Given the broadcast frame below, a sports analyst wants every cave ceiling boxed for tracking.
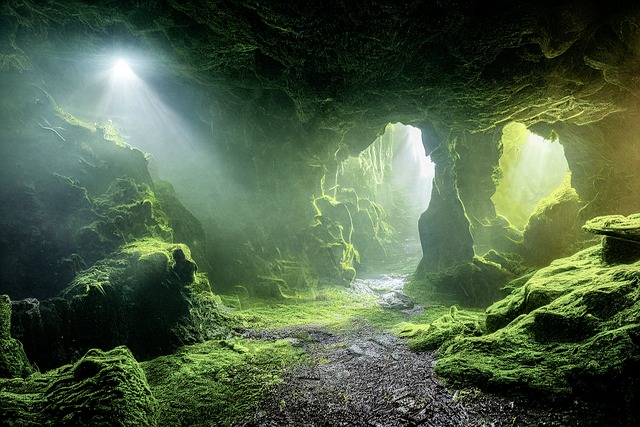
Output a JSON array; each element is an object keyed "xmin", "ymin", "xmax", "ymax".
[{"xmin": 2, "ymin": 0, "xmax": 640, "ymax": 151}]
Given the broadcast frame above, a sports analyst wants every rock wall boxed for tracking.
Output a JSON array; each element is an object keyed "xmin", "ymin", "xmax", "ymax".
[
  {"xmin": 0, "ymin": 75, "xmax": 215, "ymax": 370},
  {"xmin": 2, "ymin": 0, "xmax": 640, "ymax": 303}
]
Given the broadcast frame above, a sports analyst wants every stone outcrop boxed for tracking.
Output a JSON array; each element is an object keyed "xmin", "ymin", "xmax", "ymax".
[
  {"xmin": 584, "ymin": 213, "xmax": 640, "ymax": 264},
  {"xmin": 10, "ymin": 239, "xmax": 204, "ymax": 371},
  {"xmin": 0, "ymin": 346, "xmax": 158, "ymax": 426},
  {"xmin": 0, "ymin": 294, "xmax": 32, "ymax": 378}
]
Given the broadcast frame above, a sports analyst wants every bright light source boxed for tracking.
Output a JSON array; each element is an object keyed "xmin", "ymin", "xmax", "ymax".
[
  {"xmin": 491, "ymin": 122, "xmax": 570, "ymax": 229},
  {"xmin": 112, "ymin": 58, "xmax": 135, "ymax": 80}
]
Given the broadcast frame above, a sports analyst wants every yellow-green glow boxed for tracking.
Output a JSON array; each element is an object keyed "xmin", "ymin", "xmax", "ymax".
[{"xmin": 491, "ymin": 122, "xmax": 570, "ymax": 229}]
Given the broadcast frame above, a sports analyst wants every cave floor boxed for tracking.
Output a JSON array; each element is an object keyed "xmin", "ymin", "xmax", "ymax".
[{"xmin": 231, "ymin": 294, "xmax": 582, "ymax": 427}]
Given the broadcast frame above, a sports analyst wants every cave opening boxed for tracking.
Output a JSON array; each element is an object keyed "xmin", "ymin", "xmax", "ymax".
[
  {"xmin": 2, "ymin": 2, "xmax": 640, "ymax": 425},
  {"xmin": 340, "ymin": 123, "xmax": 435, "ymax": 276},
  {"xmin": 491, "ymin": 122, "xmax": 571, "ymax": 230}
]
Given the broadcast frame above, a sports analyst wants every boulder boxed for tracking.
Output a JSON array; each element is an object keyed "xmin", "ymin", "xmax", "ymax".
[
  {"xmin": 10, "ymin": 239, "xmax": 206, "ymax": 371},
  {"xmin": 429, "ymin": 245, "xmax": 640, "ymax": 424},
  {"xmin": 583, "ymin": 213, "xmax": 640, "ymax": 264},
  {"xmin": 0, "ymin": 346, "xmax": 158, "ymax": 427}
]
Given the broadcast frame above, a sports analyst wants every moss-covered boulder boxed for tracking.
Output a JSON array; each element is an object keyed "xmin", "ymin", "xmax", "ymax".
[
  {"xmin": 407, "ymin": 255, "xmax": 514, "ymax": 307},
  {"xmin": 583, "ymin": 213, "xmax": 640, "ymax": 264},
  {"xmin": 426, "ymin": 245, "xmax": 640, "ymax": 424},
  {"xmin": 0, "ymin": 295, "xmax": 32, "ymax": 378},
  {"xmin": 141, "ymin": 338, "xmax": 303, "ymax": 426},
  {"xmin": 11, "ymin": 239, "xmax": 209, "ymax": 370},
  {"xmin": 0, "ymin": 346, "xmax": 157, "ymax": 426},
  {"xmin": 519, "ymin": 176, "xmax": 586, "ymax": 267}
]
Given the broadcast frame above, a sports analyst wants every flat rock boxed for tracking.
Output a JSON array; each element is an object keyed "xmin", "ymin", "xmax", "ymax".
[
  {"xmin": 583, "ymin": 213, "xmax": 640, "ymax": 241},
  {"xmin": 583, "ymin": 214, "xmax": 640, "ymax": 263}
]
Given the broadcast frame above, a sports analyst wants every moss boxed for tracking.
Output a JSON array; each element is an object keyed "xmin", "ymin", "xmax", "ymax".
[
  {"xmin": 399, "ymin": 307, "xmax": 486, "ymax": 352},
  {"xmin": 86, "ymin": 177, "xmax": 173, "ymax": 245},
  {"xmin": 519, "ymin": 174, "xmax": 584, "ymax": 267},
  {"xmin": 0, "ymin": 295, "xmax": 33, "ymax": 379},
  {"xmin": 429, "ymin": 245, "xmax": 640, "ymax": 409},
  {"xmin": 13, "ymin": 238, "xmax": 210, "ymax": 370},
  {"xmin": 0, "ymin": 346, "xmax": 157, "ymax": 427},
  {"xmin": 141, "ymin": 338, "xmax": 304, "ymax": 426},
  {"xmin": 234, "ymin": 287, "xmax": 378, "ymax": 330},
  {"xmin": 485, "ymin": 245, "xmax": 602, "ymax": 331},
  {"xmin": 44, "ymin": 346, "xmax": 158, "ymax": 426},
  {"xmin": 152, "ymin": 180, "xmax": 209, "ymax": 270},
  {"xmin": 406, "ymin": 255, "xmax": 514, "ymax": 308}
]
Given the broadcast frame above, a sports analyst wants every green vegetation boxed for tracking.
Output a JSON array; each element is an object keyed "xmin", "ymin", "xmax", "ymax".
[
  {"xmin": 398, "ymin": 306, "xmax": 485, "ymax": 352},
  {"xmin": 141, "ymin": 339, "xmax": 303, "ymax": 426},
  {"xmin": 406, "ymin": 255, "xmax": 514, "ymax": 308},
  {"xmin": 0, "ymin": 295, "xmax": 33, "ymax": 379},
  {"xmin": 231, "ymin": 286, "xmax": 449, "ymax": 332},
  {"xmin": 0, "ymin": 346, "xmax": 158, "ymax": 427},
  {"xmin": 404, "ymin": 245, "xmax": 640, "ymax": 408}
]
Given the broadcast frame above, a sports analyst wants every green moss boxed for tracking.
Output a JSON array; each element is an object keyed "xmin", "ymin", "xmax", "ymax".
[
  {"xmin": 141, "ymin": 339, "xmax": 304, "ymax": 426},
  {"xmin": 406, "ymin": 256, "xmax": 514, "ymax": 308},
  {"xmin": 429, "ymin": 245, "xmax": 640, "ymax": 404},
  {"xmin": 45, "ymin": 347, "xmax": 158, "ymax": 426},
  {"xmin": 0, "ymin": 346, "xmax": 157, "ymax": 427},
  {"xmin": 1, "ymin": 294, "xmax": 11, "ymax": 340},
  {"xmin": 399, "ymin": 307, "xmax": 485, "ymax": 351},
  {"xmin": 36, "ymin": 86, "xmax": 97, "ymax": 133},
  {"xmin": 519, "ymin": 174, "xmax": 584, "ymax": 266},
  {"xmin": 88, "ymin": 177, "xmax": 173, "ymax": 244},
  {"xmin": 0, "ymin": 339, "xmax": 33, "ymax": 379},
  {"xmin": 233, "ymin": 286, "xmax": 453, "ymax": 338},
  {"xmin": 234, "ymin": 287, "xmax": 378, "ymax": 330},
  {"xmin": 15, "ymin": 237, "xmax": 208, "ymax": 370},
  {"xmin": 0, "ymin": 295, "xmax": 33, "ymax": 379}
]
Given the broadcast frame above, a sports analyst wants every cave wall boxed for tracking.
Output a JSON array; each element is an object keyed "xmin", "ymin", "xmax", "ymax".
[
  {"xmin": 1, "ymin": 0, "xmax": 640, "ymax": 296},
  {"xmin": 534, "ymin": 111, "xmax": 640, "ymax": 220}
]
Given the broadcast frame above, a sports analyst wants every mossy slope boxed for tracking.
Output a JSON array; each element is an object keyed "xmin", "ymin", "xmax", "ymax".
[
  {"xmin": 411, "ymin": 245, "xmax": 640, "ymax": 422},
  {"xmin": 141, "ymin": 339, "xmax": 303, "ymax": 427},
  {"xmin": 11, "ymin": 239, "xmax": 206, "ymax": 370},
  {"xmin": 0, "ymin": 295, "xmax": 32, "ymax": 379},
  {"xmin": 0, "ymin": 346, "xmax": 157, "ymax": 427}
]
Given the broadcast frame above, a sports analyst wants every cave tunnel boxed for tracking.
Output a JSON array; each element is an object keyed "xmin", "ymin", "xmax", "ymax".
[{"xmin": 2, "ymin": 1, "xmax": 640, "ymax": 426}]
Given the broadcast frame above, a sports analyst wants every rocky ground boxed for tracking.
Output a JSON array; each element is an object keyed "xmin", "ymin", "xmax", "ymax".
[{"xmin": 238, "ymin": 321, "xmax": 582, "ymax": 427}]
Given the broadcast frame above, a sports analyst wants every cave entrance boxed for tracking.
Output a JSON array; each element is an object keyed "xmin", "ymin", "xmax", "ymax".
[
  {"xmin": 491, "ymin": 122, "xmax": 571, "ymax": 229},
  {"xmin": 342, "ymin": 123, "xmax": 435, "ymax": 274}
]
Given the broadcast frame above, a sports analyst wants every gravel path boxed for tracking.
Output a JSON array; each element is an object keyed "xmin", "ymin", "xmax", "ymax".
[{"xmin": 239, "ymin": 321, "xmax": 580, "ymax": 427}]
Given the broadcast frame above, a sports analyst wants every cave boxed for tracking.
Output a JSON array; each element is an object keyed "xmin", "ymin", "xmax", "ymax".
[{"xmin": 1, "ymin": 1, "xmax": 640, "ymax": 426}]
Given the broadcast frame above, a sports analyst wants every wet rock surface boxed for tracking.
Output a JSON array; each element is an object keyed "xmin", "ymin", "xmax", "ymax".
[
  {"xmin": 352, "ymin": 274, "xmax": 416, "ymax": 311},
  {"xmin": 241, "ymin": 323, "xmax": 579, "ymax": 427}
]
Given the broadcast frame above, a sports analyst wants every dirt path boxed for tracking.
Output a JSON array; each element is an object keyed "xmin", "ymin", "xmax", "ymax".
[{"xmin": 239, "ymin": 322, "xmax": 579, "ymax": 427}]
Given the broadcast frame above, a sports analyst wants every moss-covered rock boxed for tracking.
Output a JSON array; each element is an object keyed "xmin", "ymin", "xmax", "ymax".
[
  {"xmin": 519, "ymin": 175, "xmax": 585, "ymax": 267},
  {"xmin": 10, "ymin": 239, "xmax": 214, "ymax": 370},
  {"xmin": 153, "ymin": 180, "xmax": 210, "ymax": 271},
  {"xmin": 426, "ymin": 244, "xmax": 640, "ymax": 423},
  {"xmin": 0, "ymin": 346, "xmax": 158, "ymax": 426},
  {"xmin": 408, "ymin": 255, "xmax": 514, "ymax": 308},
  {"xmin": 584, "ymin": 213, "xmax": 640, "ymax": 264},
  {"xmin": 400, "ymin": 307, "xmax": 485, "ymax": 352},
  {"xmin": 141, "ymin": 338, "xmax": 303, "ymax": 426},
  {"xmin": 0, "ymin": 295, "xmax": 32, "ymax": 378}
]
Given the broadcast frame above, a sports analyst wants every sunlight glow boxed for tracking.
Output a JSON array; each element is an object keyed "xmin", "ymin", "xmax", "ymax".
[
  {"xmin": 491, "ymin": 122, "xmax": 570, "ymax": 229},
  {"xmin": 89, "ymin": 54, "xmax": 195, "ymax": 164},
  {"xmin": 112, "ymin": 58, "xmax": 135, "ymax": 80},
  {"xmin": 389, "ymin": 124, "xmax": 435, "ymax": 214}
]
